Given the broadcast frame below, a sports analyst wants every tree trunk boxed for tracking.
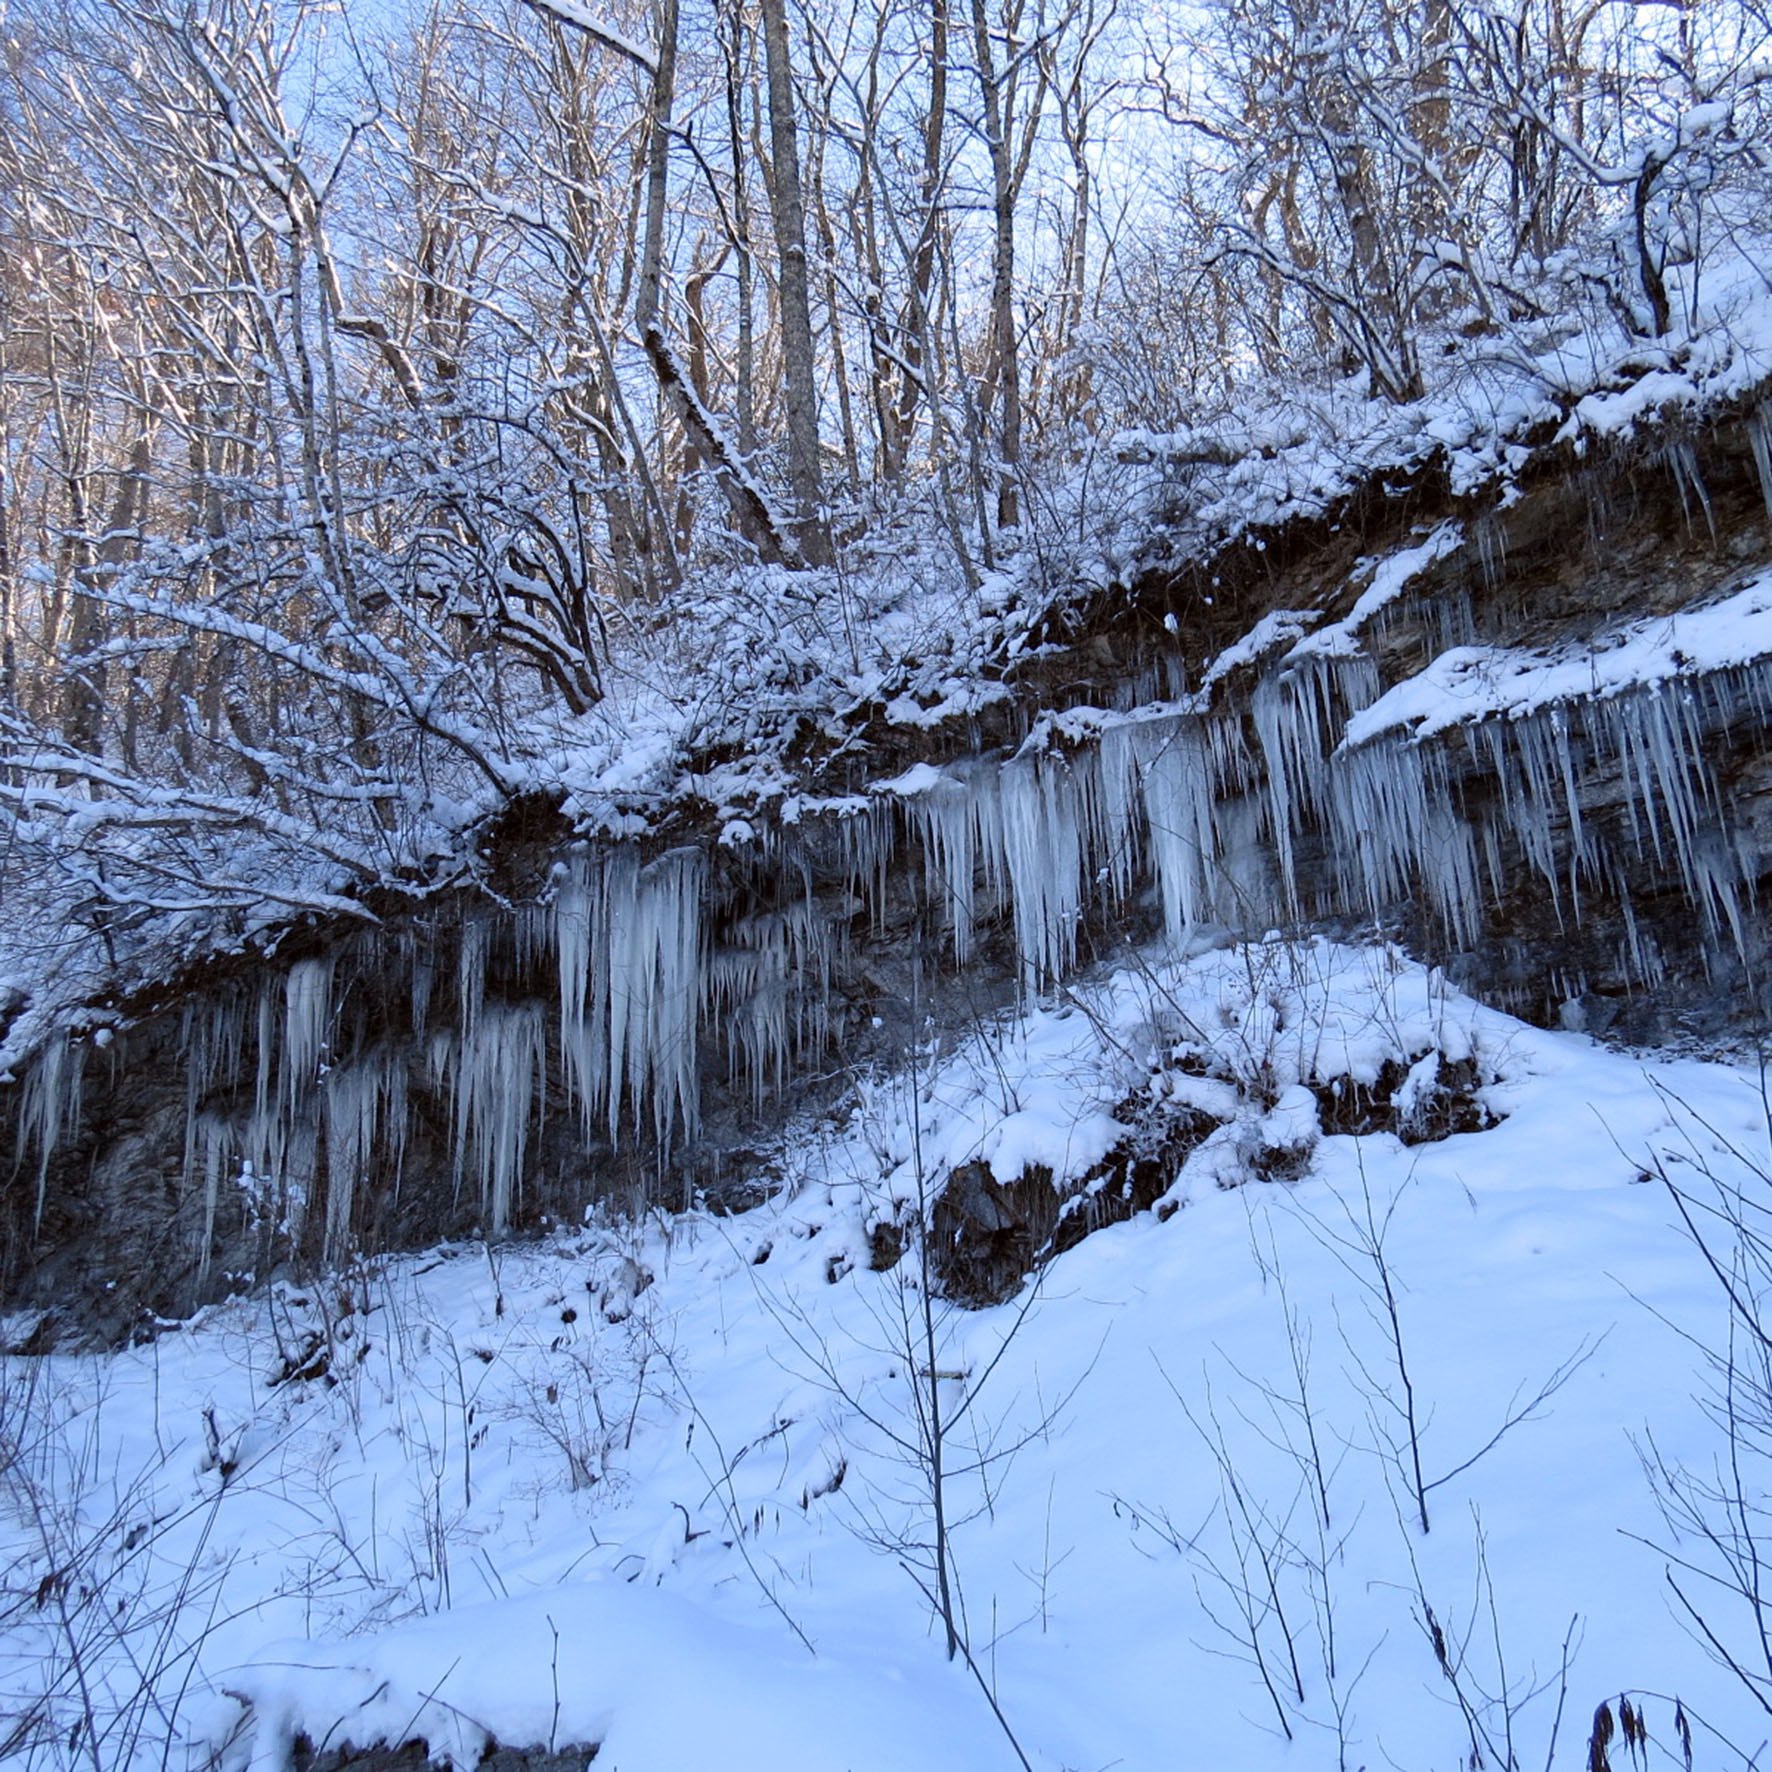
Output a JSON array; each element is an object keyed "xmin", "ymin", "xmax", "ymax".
[
  {"xmin": 760, "ymin": 0, "xmax": 830, "ymax": 564},
  {"xmin": 635, "ymin": 0, "xmax": 796, "ymax": 563},
  {"xmin": 968, "ymin": 0, "xmax": 1023, "ymax": 531}
]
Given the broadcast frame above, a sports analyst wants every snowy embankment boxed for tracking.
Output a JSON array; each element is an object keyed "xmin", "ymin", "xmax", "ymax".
[
  {"xmin": 3, "ymin": 937, "xmax": 1766, "ymax": 1770},
  {"xmin": 9, "ymin": 271, "xmax": 1772, "ymax": 1098}
]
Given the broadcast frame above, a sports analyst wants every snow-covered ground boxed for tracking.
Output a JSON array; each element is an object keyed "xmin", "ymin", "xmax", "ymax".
[{"xmin": 4, "ymin": 936, "xmax": 1769, "ymax": 1770}]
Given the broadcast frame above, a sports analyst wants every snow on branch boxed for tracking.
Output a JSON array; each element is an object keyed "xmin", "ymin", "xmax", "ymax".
[
  {"xmin": 84, "ymin": 574, "xmax": 523, "ymax": 798},
  {"xmin": 520, "ymin": 0, "xmax": 659, "ymax": 73}
]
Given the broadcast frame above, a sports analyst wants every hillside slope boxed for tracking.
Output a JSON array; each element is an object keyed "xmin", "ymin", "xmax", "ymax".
[
  {"xmin": 4, "ymin": 939, "xmax": 1768, "ymax": 1770},
  {"xmin": 6, "ymin": 296, "xmax": 1772, "ymax": 1326}
]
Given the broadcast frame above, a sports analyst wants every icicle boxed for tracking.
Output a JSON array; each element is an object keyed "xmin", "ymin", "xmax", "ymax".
[
  {"xmin": 254, "ymin": 981, "xmax": 276, "ymax": 1131},
  {"xmin": 516, "ymin": 891, "xmax": 552, "ymax": 979},
  {"xmin": 630, "ymin": 849, "xmax": 703, "ymax": 1150},
  {"xmin": 458, "ymin": 917, "xmax": 488, "ymax": 1039},
  {"xmin": 1329, "ymin": 736, "xmax": 1446, "ymax": 928},
  {"xmin": 283, "ymin": 957, "xmax": 335, "ymax": 1109},
  {"xmin": 322, "ymin": 1049, "xmax": 406, "ymax": 1258},
  {"xmin": 410, "ymin": 931, "xmax": 435, "ymax": 1037},
  {"xmin": 1130, "ymin": 709, "xmax": 1280, "ymax": 935},
  {"xmin": 182, "ymin": 994, "xmax": 250, "ymax": 1267},
  {"xmin": 994, "ymin": 748, "xmax": 1096, "ymax": 988},
  {"xmin": 282, "ymin": 1114, "xmax": 318, "ymax": 1249},
  {"xmin": 1473, "ymin": 714, "xmax": 1577, "ymax": 921},
  {"xmin": 888, "ymin": 717, "xmax": 1145, "ymax": 982},
  {"xmin": 1662, "ymin": 439, "xmax": 1717, "ymax": 543},
  {"xmin": 617, "ymin": 856, "xmax": 659, "ymax": 1137},
  {"xmin": 909, "ymin": 764, "xmax": 988, "ymax": 963},
  {"xmin": 1253, "ymin": 678, "xmax": 1305, "ymax": 901},
  {"xmin": 195, "ymin": 1113, "xmax": 232, "ymax": 1284},
  {"xmin": 1096, "ymin": 722, "xmax": 1144, "ymax": 903},
  {"xmin": 439, "ymin": 1002, "xmax": 546, "ymax": 1234},
  {"xmin": 708, "ymin": 933, "xmax": 786, "ymax": 1110},
  {"xmin": 1590, "ymin": 682, "xmax": 1754, "ymax": 957},
  {"xmin": 552, "ymin": 850, "xmax": 599, "ymax": 1129},
  {"xmin": 1253, "ymin": 655, "xmax": 1378, "ymax": 911},
  {"xmin": 1619, "ymin": 892, "xmax": 1662, "ymax": 985},
  {"xmin": 1213, "ymin": 791, "xmax": 1282, "ymax": 928},
  {"xmin": 837, "ymin": 800, "xmax": 896, "ymax": 935},
  {"xmin": 1318, "ymin": 640, "xmax": 1772, "ymax": 973},
  {"xmin": 548, "ymin": 846, "xmax": 705, "ymax": 1152},
  {"xmin": 18, "ymin": 1036, "xmax": 85, "ymax": 1228},
  {"xmin": 1749, "ymin": 403, "xmax": 1772, "ymax": 519},
  {"xmin": 1137, "ymin": 714, "xmax": 1223, "ymax": 935},
  {"xmin": 603, "ymin": 849, "xmax": 640, "ymax": 1143},
  {"xmin": 706, "ymin": 896, "xmax": 833, "ymax": 1112},
  {"xmin": 1475, "ymin": 513, "xmax": 1507, "ymax": 591},
  {"xmin": 1332, "ymin": 716, "xmax": 1554, "ymax": 947},
  {"xmin": 241, "ymin": 1094, "xmax": 286, "ymax": 1225}
]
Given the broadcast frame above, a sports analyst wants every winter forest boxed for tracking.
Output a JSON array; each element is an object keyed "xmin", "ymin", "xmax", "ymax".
[{"xmin": 6, "ymin": 0, "xmax": 1772, "ymax": 1765}]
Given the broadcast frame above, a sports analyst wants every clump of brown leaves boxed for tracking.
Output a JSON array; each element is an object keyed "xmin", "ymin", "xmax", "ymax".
[{"xmin": 1586, "ymin": 1693, "xmax": 1692, "ymax": 1772}]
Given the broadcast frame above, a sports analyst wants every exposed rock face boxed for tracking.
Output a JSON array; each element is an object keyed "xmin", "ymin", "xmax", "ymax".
[
  {"xmin": 928, "ymin": 1037, "xmax": 1499, "ymax": 1307},
  {"xmin": 5, "ymin": 396, "xmax": 1772, "ymax": 1331}
]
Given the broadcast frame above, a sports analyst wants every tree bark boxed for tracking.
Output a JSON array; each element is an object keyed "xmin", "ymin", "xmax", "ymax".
[
  {"xmin": 760, "ymin": 0, "xmax": 830, "ymax": 563},
  {"xmin": 969, "ymin": 0, "xmax": 1024, "ymax": 530}
]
